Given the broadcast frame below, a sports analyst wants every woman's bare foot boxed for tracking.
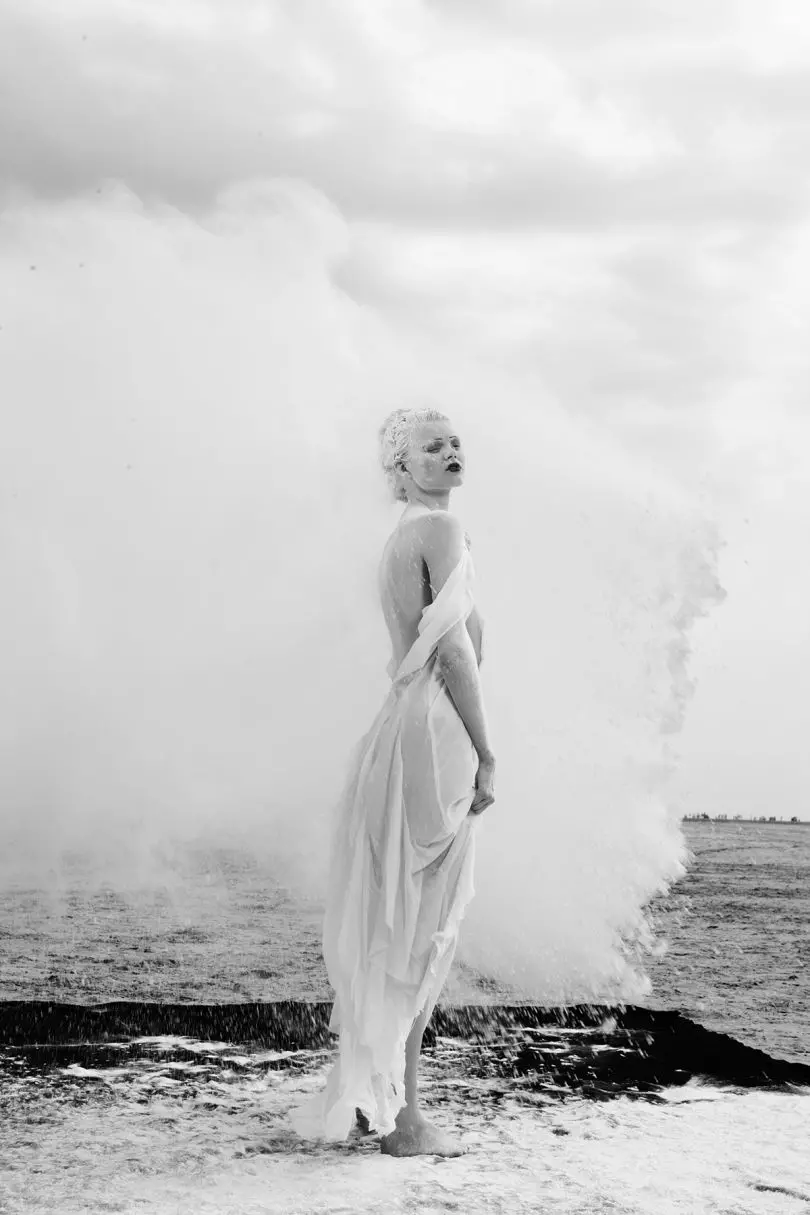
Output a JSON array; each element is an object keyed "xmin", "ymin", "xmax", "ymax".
[{"xmin": 380, "ymin": 1110, "xmax": 466, "ymax": 1158}]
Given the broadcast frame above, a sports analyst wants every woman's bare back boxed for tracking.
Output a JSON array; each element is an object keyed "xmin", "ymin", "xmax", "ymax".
[{"xmin": 380, "ymin": 511, "xmax": 483, "ymax": 671}]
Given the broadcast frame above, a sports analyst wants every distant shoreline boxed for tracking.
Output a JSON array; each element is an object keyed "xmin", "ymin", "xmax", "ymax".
[{"xmin": 682, "ymin": 816, "xmax": 808, "ymax": 825}]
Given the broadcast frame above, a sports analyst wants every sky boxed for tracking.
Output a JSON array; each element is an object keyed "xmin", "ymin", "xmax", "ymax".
[{"xmin": 1, "ymin": 0, "xmax": 809, "ymax": 823}]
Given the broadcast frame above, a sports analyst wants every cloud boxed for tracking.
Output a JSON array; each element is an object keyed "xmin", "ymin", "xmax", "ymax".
[{"xmin": 3, "ymin": 0, "xmax": 809, "ymax": 235}]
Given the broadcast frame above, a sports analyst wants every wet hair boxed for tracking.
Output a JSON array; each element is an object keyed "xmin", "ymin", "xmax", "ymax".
[{"xmin": 378, "ymin": 407, "xmax": 451, "ymax": 502}]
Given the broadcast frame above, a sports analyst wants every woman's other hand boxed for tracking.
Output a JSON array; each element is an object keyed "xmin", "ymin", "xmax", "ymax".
[{"xmin": 469, "ymin": 753, "xmax": 495, "ymax": 816}]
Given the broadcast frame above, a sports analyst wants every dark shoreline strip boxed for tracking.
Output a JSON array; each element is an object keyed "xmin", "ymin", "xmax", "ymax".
[{"xmin": 1, "ymin": 1000, "xmax": 809, "ymax": 1093}]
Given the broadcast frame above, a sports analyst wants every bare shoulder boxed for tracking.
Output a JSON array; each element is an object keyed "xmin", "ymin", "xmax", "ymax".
[
  {"xmin": 415, "ymin": 512, "xmax": 466, "ymax": 558},
  {"xmin": 416, "ymin": 512, "xmax": 466, "ymax": 594},
  {"xmin": 416, "ymin": 510, "xmax": 465, "ymax": 552}
]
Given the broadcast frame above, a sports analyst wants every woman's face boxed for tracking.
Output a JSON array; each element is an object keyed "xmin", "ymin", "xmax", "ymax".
[{"xmin": 401, "ymin": 419, "xmax": 464, "ymax": 496}]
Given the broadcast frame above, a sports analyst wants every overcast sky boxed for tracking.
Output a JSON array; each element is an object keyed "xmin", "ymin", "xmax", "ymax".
[{"xmin": 2, "ymin": 0, "xmax": 809, "ymax": 820}]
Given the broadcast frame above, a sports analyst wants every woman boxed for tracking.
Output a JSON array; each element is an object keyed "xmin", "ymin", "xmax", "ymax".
[{"xmin": 292, "ymin": 407, "xmax": 495, "ymax": 1158}]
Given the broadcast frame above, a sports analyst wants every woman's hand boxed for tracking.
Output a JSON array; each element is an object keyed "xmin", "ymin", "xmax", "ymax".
[{"xmin": 469, "ymin": 753, "xmax": 496, "ymax": 816}]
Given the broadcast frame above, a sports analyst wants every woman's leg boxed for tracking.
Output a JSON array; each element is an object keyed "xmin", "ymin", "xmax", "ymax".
[
  {"xmin": 355, "ymin": 1006, "xmax": 430, "ymax": 1136},
  {"xmin": 379, "ymin": 1004, "xmax": 466, "ymax": 1157},
  {"xmin": 404, "ymin": 1002, "xmax": 431, "ymax": 1110}
]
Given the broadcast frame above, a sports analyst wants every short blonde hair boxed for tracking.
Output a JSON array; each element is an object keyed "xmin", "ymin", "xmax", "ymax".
[{"xmin": 378, "ymin": 407, "xmax": 450, "ymax": 502}]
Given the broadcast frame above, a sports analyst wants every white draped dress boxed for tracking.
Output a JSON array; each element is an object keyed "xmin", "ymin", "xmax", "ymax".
[{"xmin": 291, "ymin": 507, "xmax": 481, "ymax": 1140}]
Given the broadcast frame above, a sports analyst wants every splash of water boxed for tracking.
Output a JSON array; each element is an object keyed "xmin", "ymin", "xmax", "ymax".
[{"xmin": 0, "ymin": 180, "xmax": 725, "ymax": 1002}]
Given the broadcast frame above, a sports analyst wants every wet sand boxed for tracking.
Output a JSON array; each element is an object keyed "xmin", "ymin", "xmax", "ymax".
[
  {"xmin": 1, "ymin": 823, "xmax": 808, "ymax": 1213},
  {"xmin": 2, "ymin": 1020, "xmax": 808, "ymax": 1215}
]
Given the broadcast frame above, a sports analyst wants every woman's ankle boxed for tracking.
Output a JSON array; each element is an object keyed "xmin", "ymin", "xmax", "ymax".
[{"xmin": 394, "ymin": 1103, "xmax": 423, "ymax": 1130}]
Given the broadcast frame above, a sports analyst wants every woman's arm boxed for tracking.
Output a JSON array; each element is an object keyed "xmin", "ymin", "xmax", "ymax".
[
  {"xmin": 421, "ymin": 515, "xmax": 493, "ymax": 761},
  {"xmin": 465, "ymin": 607, "xmax": 483, "ymax": 667},
  {"xmin": 436, "ymin": 621, "xmax": 492, "ymax": 761}
]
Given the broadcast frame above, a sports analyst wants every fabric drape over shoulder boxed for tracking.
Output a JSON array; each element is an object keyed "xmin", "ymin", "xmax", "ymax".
[{"xmin": 291, "ymin": 540, "xmax": 480, "ymax": 1140}]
